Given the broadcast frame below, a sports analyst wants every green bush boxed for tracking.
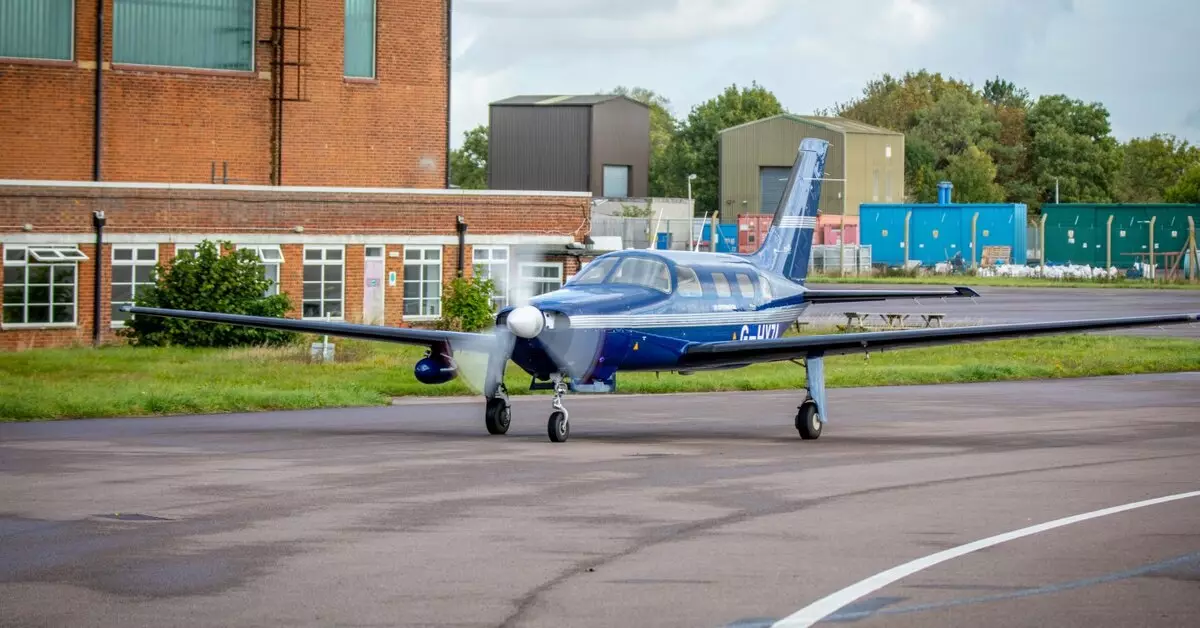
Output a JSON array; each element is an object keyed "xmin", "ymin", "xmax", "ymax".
[
  {"xmin": 119, "ymin": 240, "xmax": 298, "ymax": 347},
  {"xmin": 436, "ymin": 275, "xmax": 497, "ymax": 332}
]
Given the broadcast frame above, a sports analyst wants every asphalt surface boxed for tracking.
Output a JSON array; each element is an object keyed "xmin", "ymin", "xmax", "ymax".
[
  {"xmin": 802, "ymin": 284, "xmax": 1200, "ymax": 337},
  {"xmin": 3, "ymin": 374, "xmax": 1199, "ymax": 627}
]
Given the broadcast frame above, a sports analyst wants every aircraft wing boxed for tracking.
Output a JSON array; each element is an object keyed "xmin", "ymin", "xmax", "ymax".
[
  {"xmin": 801, "ymin": 286, "xmax": 979, "ymax": 304},
  {"xmin": 678, "ymin": 312, "xmax": 1200, "ymax": 370},
  {"xmin": 121, "ymin": 305, "xmax": 497, "ymax": 352}
]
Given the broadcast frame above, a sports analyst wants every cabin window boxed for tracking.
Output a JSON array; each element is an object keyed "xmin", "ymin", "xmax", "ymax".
[
  {"xmin": 609, "ymin": 257, "xmax": 671, "ymax": 293},
  {"xmin": 711, "ymin": 273, "xmax": 732, "ymax": 297},
  {"xmin": 676, "ymin": 266, "xmax": 703, "ymax": 297},
  {"xmin": 759, "ymin": 275, "xmax": 774, "ymax": 300},
  {"xmin": 571, "ymin": 257, "xmax": 617, "ymax": 285},
  {"xmin": 735, "ymin": 273, "xmax": 755, "ymax": 298}
]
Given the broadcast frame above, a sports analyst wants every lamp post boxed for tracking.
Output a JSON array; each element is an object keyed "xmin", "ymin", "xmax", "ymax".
[{"xmin": 687, "ymin": 173, "xmax": 697, "ymax": 211}]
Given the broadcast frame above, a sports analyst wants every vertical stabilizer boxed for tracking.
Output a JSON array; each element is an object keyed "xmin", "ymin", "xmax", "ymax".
[{"xmin": 744, "ymin": 137, "xmax": 828, "ymax": 283}]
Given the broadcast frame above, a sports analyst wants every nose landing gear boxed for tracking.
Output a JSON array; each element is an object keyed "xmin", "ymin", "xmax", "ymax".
[{"xmin": 547, "ymin": 376, "xmax": 570, "ymax": 443}]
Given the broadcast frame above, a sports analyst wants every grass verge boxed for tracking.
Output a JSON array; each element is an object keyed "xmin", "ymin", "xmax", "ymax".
[
  {"xmin": 806, "ymin": 274, "xmax": 1200, "ymax": 290},
  {"xmin": 3, "ymin": 333, "xmax": 1198, "ymax": 421}
]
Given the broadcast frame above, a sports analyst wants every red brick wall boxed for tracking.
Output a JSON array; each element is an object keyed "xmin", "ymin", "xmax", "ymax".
[
  {"xmin": 1, "ymin": 183, "xmax": 591, "ymax": 348},
  {"xmin": 0, "ymin": 0, "xmax": 448, "ymax": 187}
]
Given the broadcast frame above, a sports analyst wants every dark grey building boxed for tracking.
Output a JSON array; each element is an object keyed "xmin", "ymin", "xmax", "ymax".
[{"xmin": 488, "ymin": 95, "xmax": 650, "ymax": 198}]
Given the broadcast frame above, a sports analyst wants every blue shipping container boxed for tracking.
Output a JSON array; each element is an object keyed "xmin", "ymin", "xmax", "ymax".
[{"xmin": 860, "ymin": 203, "xmax": 1028, "ymax": 266}]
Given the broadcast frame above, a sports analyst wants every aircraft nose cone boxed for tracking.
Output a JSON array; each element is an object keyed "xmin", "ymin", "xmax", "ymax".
[{"xmin": 506, "ymin": 305, "xmax": 545, "ymax": 339}]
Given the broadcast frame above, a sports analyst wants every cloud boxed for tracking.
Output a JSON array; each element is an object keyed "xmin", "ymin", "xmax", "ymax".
[{"xmin": 448, "ymin": 0, "xmax": 1200, "ymax": 148}]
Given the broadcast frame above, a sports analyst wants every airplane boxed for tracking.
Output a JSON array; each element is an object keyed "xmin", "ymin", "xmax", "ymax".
[{"xmin": 122, "ymin": 138, "xmax": 1200, "ymax": 443}]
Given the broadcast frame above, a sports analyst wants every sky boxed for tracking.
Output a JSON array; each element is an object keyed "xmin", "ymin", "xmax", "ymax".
[{"xmin": 448, "ymin": 0, "xmax": 1200, "ymax": 149}]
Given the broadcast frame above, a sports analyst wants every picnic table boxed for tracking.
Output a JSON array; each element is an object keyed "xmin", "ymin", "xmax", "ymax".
[{"xmin": 842, "ymin": 311, "xmax": 946, "ymax": 330}]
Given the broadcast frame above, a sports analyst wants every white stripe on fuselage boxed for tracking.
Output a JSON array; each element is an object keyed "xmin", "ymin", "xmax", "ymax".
[{"xmin": 566, "ymin": 305, "xmax": 806, "ymax": 329}]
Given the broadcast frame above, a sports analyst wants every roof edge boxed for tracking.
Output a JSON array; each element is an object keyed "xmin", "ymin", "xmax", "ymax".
[{"xmin": 0, "ymin": 179, "xmax": 594, "ymax": 198}]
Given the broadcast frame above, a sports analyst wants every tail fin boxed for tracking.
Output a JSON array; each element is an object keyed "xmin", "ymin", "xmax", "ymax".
[{"xmin": 744, "ymin": 137, "xmax": 828, "ymax": 284}]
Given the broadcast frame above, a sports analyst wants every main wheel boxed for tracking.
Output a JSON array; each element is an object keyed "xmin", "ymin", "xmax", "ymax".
[
  {"xmin": 485, "ymin": 398, "xmax": 510, "ymax": 435},
  {"xmin": 796, "ymin": 400, "xmax": 823, "ymax": 440},
  {"xmin": 547, "ymin": 411, "xmax": 569, "ymax": 443}
]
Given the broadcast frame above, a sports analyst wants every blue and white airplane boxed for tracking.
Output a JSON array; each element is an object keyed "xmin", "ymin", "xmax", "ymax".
[{"xmin": 124, "ymin": 138, "xmax": 1200, "ymax": 443}]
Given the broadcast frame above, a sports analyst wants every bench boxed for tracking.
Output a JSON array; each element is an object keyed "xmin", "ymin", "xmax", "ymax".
[{"xmin": 920, "ymin": 313, "xmax": 946, "ymax": 327}]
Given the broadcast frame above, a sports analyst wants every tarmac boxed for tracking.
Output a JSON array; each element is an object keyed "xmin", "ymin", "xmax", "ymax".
[{"xmin": 3, "ymin": 373, "xmax": 1199, "ymax": 627}]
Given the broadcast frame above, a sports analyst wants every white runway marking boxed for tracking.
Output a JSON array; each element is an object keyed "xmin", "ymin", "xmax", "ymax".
[{"xmin": 771, "ymin": 489, "xmax": 1200, "ymax": 628}]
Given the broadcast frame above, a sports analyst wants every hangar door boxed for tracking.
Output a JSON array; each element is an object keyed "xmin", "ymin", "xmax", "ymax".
[{"xmin": 759, "ymin": 167, "xmax": 792, "ymax": 214}]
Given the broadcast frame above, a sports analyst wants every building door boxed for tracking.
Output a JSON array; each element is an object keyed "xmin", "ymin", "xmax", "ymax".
[
  {"xmin": 759, "ymin": 166, "xmax": 791, "ymax": 214},
  {"xmin": 363, "ymin": 245, "xmax": 386, "ymax": 325}
]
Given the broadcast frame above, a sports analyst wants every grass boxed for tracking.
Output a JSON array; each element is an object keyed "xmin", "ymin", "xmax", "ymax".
[
  {"xmin": 3, "ymin": 331, "xmax": 1199, "ymax": 421},
  {"xmin": 807, "ymin": 273, "xmax": 1200, "ymax": 290}
]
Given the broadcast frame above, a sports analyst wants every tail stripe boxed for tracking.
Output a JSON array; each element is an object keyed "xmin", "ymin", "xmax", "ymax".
[{"xmin": 779, "ymin": 216, "xmax": 819, "ymax": 229}]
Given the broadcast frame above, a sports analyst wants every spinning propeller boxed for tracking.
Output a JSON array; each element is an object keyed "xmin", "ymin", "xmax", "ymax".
[{"xmin": 451, "ymin": 248, "xmax": 602, "ymax": 396}]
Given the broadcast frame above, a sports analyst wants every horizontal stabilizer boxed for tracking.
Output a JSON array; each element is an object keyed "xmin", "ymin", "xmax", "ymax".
[{"xmin": 800, "ymin": 286, "xmax": 979, "ymax": 304}]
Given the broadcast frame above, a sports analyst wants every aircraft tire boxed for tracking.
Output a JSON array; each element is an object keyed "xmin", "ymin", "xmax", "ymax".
[
  {"xmin": 548, "ymin": 411, "xmax": 569, "ymax": 443},
  {"xmin": 485, "ymin": 399, "xmax": 511, "ymax": 435},
  {"xmin": 796, "ymin": 401, "xmax": 822, "ymax": 440}
]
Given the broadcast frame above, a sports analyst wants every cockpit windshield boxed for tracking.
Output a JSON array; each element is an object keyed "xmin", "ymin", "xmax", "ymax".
[
  {"xmin": 566, "ymin": 255, "xmax": 673, "ymax": 293},
  {"xmin": 608, "ymin": 257, "xmax": 671, "ymax": 293}
]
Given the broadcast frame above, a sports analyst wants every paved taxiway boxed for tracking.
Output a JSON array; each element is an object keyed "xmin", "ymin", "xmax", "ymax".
[
  {"xmin": 803, "ymin": 284, "xmax": 1200, "ymax": 337},
  {"xmin": 3, "ymin": 373, "xmax": 1199, "ymax": 627}
]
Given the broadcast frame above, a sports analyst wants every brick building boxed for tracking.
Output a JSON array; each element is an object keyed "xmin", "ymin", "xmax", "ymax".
[
  {"xmin": 0, "ymin": 0, "xmax": 449, "ymax": 187},
  {"xmin": 0, "ymin": 181, "xmax": 593, "ymax": 350},
  {"xmin": 0, "ymin": 1, "xmax": 599, "ymax": 350}
]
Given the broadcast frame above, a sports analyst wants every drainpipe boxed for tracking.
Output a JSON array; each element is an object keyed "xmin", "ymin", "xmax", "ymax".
[
  {"xmin": 455, "ymin": 215, "xmax": 467, "ymax": 277},
  {"xmin": 92, "ymin": 0, "xmax": 104, "ymax": 181},
  {"xmin": 92, "ymin": 211, "xmax": 106, "ymax": 346},
  {"xmin": 444, "ymin": 0, "xmax": 452, "ymax": 188}
]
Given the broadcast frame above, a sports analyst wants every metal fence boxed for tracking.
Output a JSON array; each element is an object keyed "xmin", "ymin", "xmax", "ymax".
[
  {"xmin": 590, "ymin": 216, "xmax": 717, "ymax": 251},
  {"xmin": 809, "ymin": 244, "xmax": 873, "ymax": 276}
]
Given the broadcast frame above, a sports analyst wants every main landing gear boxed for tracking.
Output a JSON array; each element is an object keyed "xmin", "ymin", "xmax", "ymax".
[
  {"xmin": 485, "ymin": 384, "xmax": 511, "ymax": 435},
  {"xmin": 796, "ymin": 354, "xmax": 827, "ymax": 440}
]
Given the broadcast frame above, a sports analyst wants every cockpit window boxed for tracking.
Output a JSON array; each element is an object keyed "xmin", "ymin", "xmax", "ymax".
[
  {"xmin": 570, "ymin": 257, "xmax": 617, "ymax": 284},
  {"xmin": 676, "ymin": 266, "xmax": 702, "ymax": 297},
  {"xmin": 609, "ymin": 257, "xmax": 672, "ymax": 293}
]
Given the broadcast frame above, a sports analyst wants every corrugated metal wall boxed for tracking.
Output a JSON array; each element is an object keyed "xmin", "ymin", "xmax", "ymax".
[
  {"xmin": 861, "ymin": 203, "xmax": 1029, "ymax": 266},
  {"xmin": 590, "ymin": 98, "xmax": 650, "ymax": 198},
  {"xmin": 845, "ymin": 133, "xmax": 904, "ymax": 215},
  {"xmin": 0, "ymin": 0, "xmax": 74, "ymax": 61},
  {"xmin": 719, "ymin": 118, "xmax": 844, "ymax": 216},
  {"xmin": 1041, "ymin": 204, "xmax": 1200, "ymax": 268},
  {"xmin": 488, "ymin": 105, "xmax": 591, "ymax": 192}
]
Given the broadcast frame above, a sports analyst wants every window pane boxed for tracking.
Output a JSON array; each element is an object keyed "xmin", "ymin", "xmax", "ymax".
[
  {"xmin": 677, "ymin": 266, "xmax": 702, "ymax": 297},
  {"xmin": 137, "ymin": 248, "xmax": 156, "ymax": 261},
  {"xmin": 365, "ymin": 246, "xmax": 383, "ymax": 258},
  {"xmin": 324, "ymin": 283, "xmax": 341, "ymax": 299},
  {"xmin": 27, "ymin": 305, "xmax": 50, "ymax": 323},
  {"xmin": 305, "ymin": 249, "xmax": 322, "ymax": 261},
  {"xmin": 403, "ymin": 300, "xmax": 418, "ymax": 315},
  {"xmin": 474, "ymin": 249, "xmax": 490, "ymax": 262},
  {"xmin": 114, "ymin": 0, "xmax": 254, "ymax": 71},
  {"xmin": 404, "ymin": 283, "xmax": 419, "ymax": 299},
  {"xmin": 603, "ymin": 165, "xmax": 630, "ymax": 198},
  {"xmin": 112, "ymin": 266, "xmax": 133, "ymax": 283},
  {"xmin": 404, "ymin": 266, "xmax": 420, "ymax": 281},
  {"xmin": 303, "ymin": 265, "xmax": 321, "ymax": 282},
  {"xmin": 326, "ymin": 249, "xmax": 343, "ymax": 261},
  {"xmin": 736, "ymin": 274, "xmax": 754, "ymax": 296},
  {"xmin": 303, "ymin": 302, "xmax": 321, "ymax": 318},
  {"xmin": 0, "ymin": 0, "xmax": 73, "ymax": 61},
  {"xmin": 27, "ymin": 286, "xmax": 49, "ymax": 304},
  {"xmin": 303, "ymin": 284, "xmax": 320, "ymax": 300},
  {"xmin": 494, "ymin": 249, "xmax": 508, "ymax": 260},
  {"xmin": 5, "ymin": 247, "xmax": 25, "ymax": 262},
  {"xmin": 713, "ymin": 274, "xmax": 731, "ymax": 297},
  {"xmin": 53, "ymin": 305, "xmax": 73, "ymax": 323},
  {"xmin": 134, "ymin": 266, "xmax": 154, "ymax": 283},
  {"xmin": 425, "ymin": 249, "xmax": 440, "ymax": 261},
  {"xmin": 344, "ymin": 0, "xmax": 376, "ymax": 77},
  {"xmin": 3, "ymin": 305, "xmax": 23, "ymax": 324},
  {"xmin": 111, "ymin": 303, "xmax": 130, "ymax": 321},
  {"xmin": 54, "ymin": 286, "xmax": 74, "ymax": 304},
  {"xmin": 422, "ymin": 265, "xmax": 440, "ymax": 281},
  {"xmin": 4, "ymin": 286, "xmax": 24, "ymax": 305},
  {"xmin": 405, "ymin": 249, "xmax": 421, "ymax": 260},
  {"xmin": 53, "ymin": 265, "xmax": 75, "ymax": 284},
  {"xmin": 111, "ymin": 284, "xmax": 132, "ymax": 302},
  {"xmin": 4, "ymin": 266, "xmax": 24, "ymax": 285},
  {"xmin": 324, "ymin": 265, "xmax": 341, "ymax": 281},
  {"xmin": 114, "ymin": 248, "xmax": 133, "ymax": 261},
  {"xmin": 326, "ymin": 301, "xmax": 342, "ymax": 317},
  {"xmin": 28, "ymin": 266, "xmax": 50, "ymax": 284}
]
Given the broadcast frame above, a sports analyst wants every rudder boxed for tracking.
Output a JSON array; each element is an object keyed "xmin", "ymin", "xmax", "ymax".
[{"xmin": 744, "ymin": 137, "xmax": 828, "ymax": 284}]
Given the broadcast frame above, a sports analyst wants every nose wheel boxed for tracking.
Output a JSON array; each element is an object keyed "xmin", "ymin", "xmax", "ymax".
[{"xmin": 547, "ymin": 377, "xmax": 570, "ymax": 443}]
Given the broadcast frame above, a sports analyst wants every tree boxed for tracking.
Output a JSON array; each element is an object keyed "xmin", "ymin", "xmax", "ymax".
[
  {"xmin": 1164, "ymin": 163, "xmax": 1200, "ymax": 203},
  {"xmin": 611, "ymin": 86, "xmax": 682, "ymax": 198},
  {"xmin": 982, "ymin": 76, "xmax": 1031, "ymax": 109},
  {"xmin": 674, "ymin": 82, "xmax": 785, "ymax": 214},
  {"xmin": 1115, "ymin": 134, "xmax": 1200, "ymax": 202},
  {"xmin": 942, "ymin": 145, "xmax": 1006, "ymax": 203},
  {"xmin": 834, "ymin": 69, "xmax": 975, "ymax": 133},
  {"xmin": 449, "ymin": 125, "xmax": 488, "ymax": 189},
  {"xmin": 1026, "ymin": 95, "xmax": 1122, "ymax": 204},
  {"xmin": 909, "ymin": 89, "xmax": 994, "ymax": 161},
  {"xmin": 436, "ymin": 275, "xmax": 496, "ymax": 332},
  {"xmin": 120, "ymin": 240, "xmax": 296, "ymax": 347}
]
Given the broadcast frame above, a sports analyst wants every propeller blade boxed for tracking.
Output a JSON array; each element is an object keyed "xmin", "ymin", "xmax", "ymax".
[{"xmin": 452, "ymin": 322, "xmax": 517, "ymax": 397}]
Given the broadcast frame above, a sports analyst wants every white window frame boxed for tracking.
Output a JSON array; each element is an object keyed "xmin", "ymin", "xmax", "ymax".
[
  {"xmin": 518, "ymin": 261, "xmax": 564, "ymax": 299},
  {"xmin": 174, "ymin": 243, "xmax": 198, "ymax": 259},
  {"xmin": 472, "ymin": 245, "xmax": 509, "ymax": 310},
  {"xmin": 2, "ymin": 244, "xmax": 86, "ymax": 329},
  {"xmin": 303, "ymin": 245, "xmax": 345, "ymax": 320},
  {"xmin": 110, "ymin": 245, "xmax": 159, "ymax": 328},
  {"xmin": 403, "ymin": 245, "xmax": 443, "ymax": 320},
  {"xmin": 245, "ymin": 245, "xmax": 284, "ymax": 297}
]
